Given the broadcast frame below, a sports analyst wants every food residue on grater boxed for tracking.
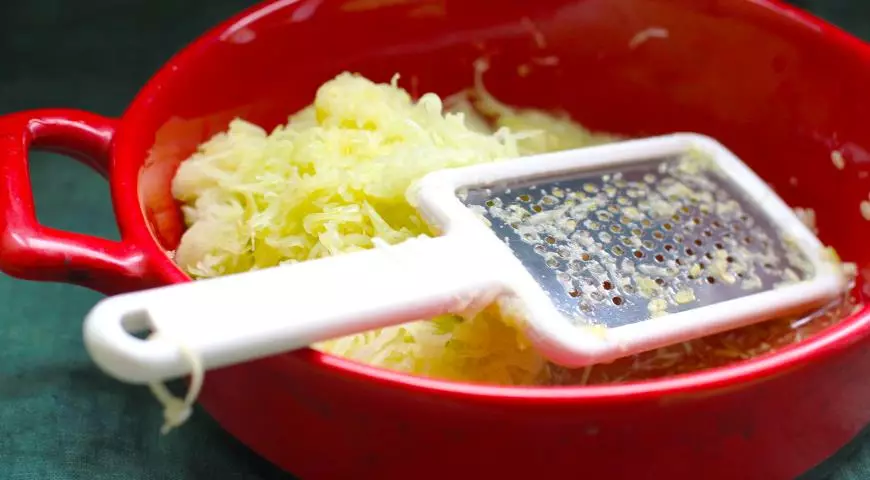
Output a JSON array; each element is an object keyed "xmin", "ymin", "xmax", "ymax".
[{"xmin": 464, "ymin": 149, "xmax": 815, "ymax": 328}]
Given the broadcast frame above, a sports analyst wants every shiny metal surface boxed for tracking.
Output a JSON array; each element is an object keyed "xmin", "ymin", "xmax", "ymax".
[{"xmin": 461, "ymin": 153, "xmax": 814, "ymax": 328}]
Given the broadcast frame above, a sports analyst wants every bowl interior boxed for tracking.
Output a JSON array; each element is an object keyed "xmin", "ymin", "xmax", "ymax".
[{"xmin": 125, "ymin": 0, "xmax": 870, "ymax": 386}]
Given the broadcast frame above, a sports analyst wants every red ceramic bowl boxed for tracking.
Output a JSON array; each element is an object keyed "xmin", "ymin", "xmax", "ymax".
[{"xmin": 2, "ymin": 0, "xmax": 870, "ymax": 478}]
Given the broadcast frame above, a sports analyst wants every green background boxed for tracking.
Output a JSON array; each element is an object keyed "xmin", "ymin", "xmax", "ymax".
[{"xmin": 1, "ymin": 1, "xmax": 869, "ymax": 478}]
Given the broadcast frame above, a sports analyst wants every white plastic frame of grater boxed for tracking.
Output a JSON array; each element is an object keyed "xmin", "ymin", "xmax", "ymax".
[{"xmin": 83, "ymin": 133, "xmax": 845, "ymax": 384}]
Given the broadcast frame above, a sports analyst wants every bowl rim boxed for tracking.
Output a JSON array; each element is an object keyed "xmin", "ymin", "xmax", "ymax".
[{"xmin": 114, "ymin": 0, "xmax": 870, "ymax": 403}]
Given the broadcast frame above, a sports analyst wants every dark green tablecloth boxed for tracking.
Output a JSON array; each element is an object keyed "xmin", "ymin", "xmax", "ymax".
[{"xmin": 1, "ymin": 1, "xmax": 869, "ymax": 478}]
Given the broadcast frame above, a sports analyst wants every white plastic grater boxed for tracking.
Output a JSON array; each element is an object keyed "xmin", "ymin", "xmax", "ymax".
[{"xmin": 83, "ymin": 133, "xmax": 846, "ymax": 384}]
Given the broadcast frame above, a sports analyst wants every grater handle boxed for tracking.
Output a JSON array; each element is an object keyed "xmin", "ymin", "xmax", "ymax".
[{"xmin": 83, "ymin": 235, "xmax": 496, "ymax": 384}]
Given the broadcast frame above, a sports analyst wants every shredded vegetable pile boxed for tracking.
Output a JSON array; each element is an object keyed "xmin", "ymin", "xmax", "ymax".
[
  {"xmin": 170, "ymin": 70, "xmax": 856, "ymax": 386},
  {"xmin": 171, "ymin": 70, "xmax": 620, "ymax": 385},
  {"xmin": 173, "ymin": 73, "xmax": 522, "ymax": 276}
]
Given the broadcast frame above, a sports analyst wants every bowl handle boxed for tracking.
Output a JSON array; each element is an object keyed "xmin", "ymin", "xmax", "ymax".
[{"xmin": 0, "ymin": 109, "xmax": 152, "ymax": 295}]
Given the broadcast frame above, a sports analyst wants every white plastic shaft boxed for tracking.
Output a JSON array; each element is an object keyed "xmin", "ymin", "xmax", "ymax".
[{"xmin": 83, "ymin": 235, "xmax": 500, "ymax": 384}]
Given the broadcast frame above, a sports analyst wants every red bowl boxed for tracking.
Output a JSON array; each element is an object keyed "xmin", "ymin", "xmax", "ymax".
[{"xmin": 2, "ymin": 0, "xmax": 870, "ymax": 478}]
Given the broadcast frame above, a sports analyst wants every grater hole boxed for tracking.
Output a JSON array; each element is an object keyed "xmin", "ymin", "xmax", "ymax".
[
  {"xmin": 532, "ymin": 205, "xmax": 543, "ymax": 213},
  {"xmin": 568, "ymin": 289, "xmax": 581, "ymax": 298},
  {"xmin": 612, "ymin": 296, "xmax": 624, "ymax": 306},
  {"xmin": 664, "ymin": 244, "xmax": 674, "ymax": 252},
  {"xmin": 693, "ymin": 239, "xmax": 703, "ymax": 246},
  {"xmin": 654, "ymin": 254, "xmax": 665, "ymax": 263},
  {"xmin": 652, "ymin": 231, "xmax": 664, "ymax": 240},
  {"xmin": 715, "ymin": 242, "xmax": 724, "ymax": 249},
  {"xmin": 692, "ymin": 217, "xmax": 701, "ymax": 224},
  {"xmin": 654, "ymin": 278, "xmax": 665, "ymax": 286},
  {"xmin": 633, "ymin": 250, "xmax": 644, "ymax": 259},
  {"xmin": 680, "ymin": 206, "xmax": 690, "ymax": 214},
  {"xmin": 485, "ymin": 200, "xmax": 495, "ymax": 207},
  {"xmin": 726, "ymin": 256, "xmax": 735, "ymax": 263},
  {"xmin": 703, "ymin": 230, "xmax": 712, "ymax": 237},
  {"xmin": 686, "ymin": 248, "xmax": 695, "ymax": 256},
  {"xmin": 518, "ymin": 194, "xmax": 531, "ymax": 202},
  {"xmin": 581, "ymin": 253, "xmax": 591, "ymax": 261},
  {"xmin": 545, "ymin": 235, "xmax": 556, "ymax": 244},
  {"xmin": 612, "ymin": 246, "xmax": 625, "ymax": 255},
  {"xmin": 602, "ymin": 281, "xmax": 613, "ymax": 290},
  {"xmin": 610, "ymin": 224, "xmax": 622, "ymax": 233},
  {"xmin": 631, "ymin": 228, "xmax": 642, "ymax": 236},
  {"xmin": 706, "ymin": 276, "xmax": 716, "ymax": 284}
]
